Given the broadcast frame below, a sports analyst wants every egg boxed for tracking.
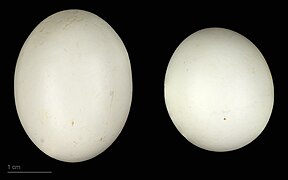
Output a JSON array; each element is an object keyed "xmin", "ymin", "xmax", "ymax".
[
  {"xmin": 164, "ymin": 28, "xmax": 274, "ymax": 152},
  {"xmin": 14, "ymin": 10, "xmax": 132, "ymax": 162}
]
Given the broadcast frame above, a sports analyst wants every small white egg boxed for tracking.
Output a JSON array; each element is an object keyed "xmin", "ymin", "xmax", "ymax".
[
  {"xmin": 164, "ymin": 27, "xmax": 274, "ymax": 152},
  {"xmin": 14, "ymin": 9, "xmax": 132, "ymax": 162}
]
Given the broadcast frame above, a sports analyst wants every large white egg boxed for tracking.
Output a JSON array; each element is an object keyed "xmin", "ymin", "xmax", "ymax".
[
  {"xmin": 14, "ymin": 10, "xmax": 132, "ymax": 162},
  {"xmin": 164, "ymin": 28, "xmax": 274, "ymax": 152}
]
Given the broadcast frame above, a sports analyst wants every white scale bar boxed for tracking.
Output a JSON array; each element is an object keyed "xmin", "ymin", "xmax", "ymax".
[{"xmin": 8, "ymin": 171, "xmax": 52, "ymax": 173}]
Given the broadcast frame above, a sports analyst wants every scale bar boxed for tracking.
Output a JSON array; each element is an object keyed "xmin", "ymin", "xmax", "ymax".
[{"xmin": 8, "ymin": 171, "xmax": 52, "ymax": 173}]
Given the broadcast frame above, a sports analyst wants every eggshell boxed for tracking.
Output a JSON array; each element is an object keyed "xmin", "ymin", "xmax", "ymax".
[
  {"xmin": 14, "ymin": 9, "xmax": 132, "ymax": 162},
  {"xmin": 164, "ymin": 27, "xmax": 274, "ymax": 152}
]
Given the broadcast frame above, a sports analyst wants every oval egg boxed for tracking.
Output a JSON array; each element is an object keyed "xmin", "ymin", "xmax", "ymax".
[
  {"xmin": 14, "ymin": 9, "xmax": 132, "ymax": 162},
  {"xmin": 164, "ymin": 27, "xmax": 274, "ymax": 152}
]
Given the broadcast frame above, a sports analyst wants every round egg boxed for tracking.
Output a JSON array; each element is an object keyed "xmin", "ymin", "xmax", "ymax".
[
  {"xmin": 164, "ymin": 27, "xmax": 274, "ymax": 152},
  {"xmin": 14, "ymin": 9, "xmax": 132, "ymax": 162}
]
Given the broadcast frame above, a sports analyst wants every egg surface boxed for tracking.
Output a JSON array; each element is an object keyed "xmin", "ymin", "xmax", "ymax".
[
  {"xmin": 164, "ymin": 28, "xmax": 273, "ymax": 152},
  {"xmin": 14, "ymin": 9, "xmax": 132, "ymax": 162}
]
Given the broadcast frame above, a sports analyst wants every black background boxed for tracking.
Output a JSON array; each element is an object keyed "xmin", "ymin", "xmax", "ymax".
[{"xmin": 1, "ymin": 1, "xmax": 287, "ymax": 176}]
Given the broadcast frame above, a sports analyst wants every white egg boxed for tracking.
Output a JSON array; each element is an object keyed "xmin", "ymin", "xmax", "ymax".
[
  {"xmin": 14, "ymin": 10, "xmax": 132, "ymax": 162},
  {"xmin": 164, "ymin": 28, "xmax": 274, "ymax": 152}
]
